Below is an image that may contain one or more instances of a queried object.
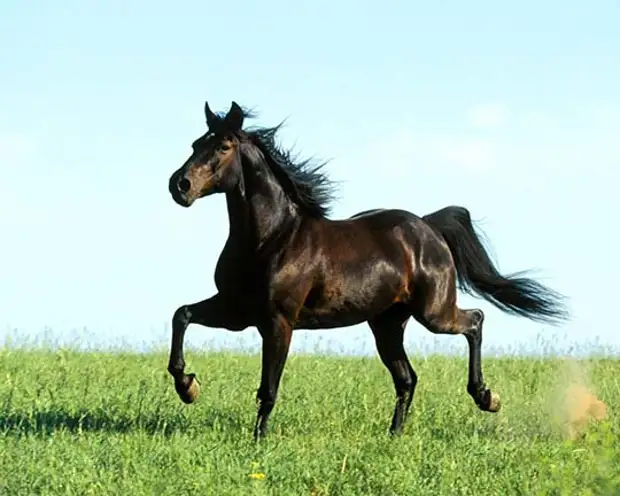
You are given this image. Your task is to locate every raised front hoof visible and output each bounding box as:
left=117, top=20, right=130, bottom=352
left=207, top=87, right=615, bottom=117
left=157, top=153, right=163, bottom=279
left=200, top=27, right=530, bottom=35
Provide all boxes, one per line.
left=478, top=389, right=501, bottom=413
left=174, top=373, right=201, bottom=404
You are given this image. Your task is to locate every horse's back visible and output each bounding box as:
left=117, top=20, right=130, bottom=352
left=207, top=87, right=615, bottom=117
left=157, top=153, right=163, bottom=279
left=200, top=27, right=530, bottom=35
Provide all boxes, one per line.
left=345, top=208, right=439, bottom=245
left=339, top=207, right=456, bottom=292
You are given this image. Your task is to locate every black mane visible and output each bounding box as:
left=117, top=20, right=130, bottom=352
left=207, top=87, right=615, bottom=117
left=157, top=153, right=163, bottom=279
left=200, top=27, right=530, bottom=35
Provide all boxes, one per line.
left=247, top=124, right=337, bottom=218
left=212, top=107, right=338, bottom=218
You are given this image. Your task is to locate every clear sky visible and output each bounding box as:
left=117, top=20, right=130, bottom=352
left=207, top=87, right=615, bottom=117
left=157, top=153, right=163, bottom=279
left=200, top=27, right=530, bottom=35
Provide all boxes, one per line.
left=1, top=0, right=619, bottom=357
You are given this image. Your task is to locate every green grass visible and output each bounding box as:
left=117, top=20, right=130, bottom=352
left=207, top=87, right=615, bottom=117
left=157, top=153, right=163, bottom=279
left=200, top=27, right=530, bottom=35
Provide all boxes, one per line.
left=0, top=348, right=619, bottom=495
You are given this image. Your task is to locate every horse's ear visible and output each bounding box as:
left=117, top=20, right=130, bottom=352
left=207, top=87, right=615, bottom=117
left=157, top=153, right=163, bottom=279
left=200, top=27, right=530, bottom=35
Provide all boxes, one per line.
left=204, top=101, right=218, bottom=129
left=224, top=101, right=245, bottom=131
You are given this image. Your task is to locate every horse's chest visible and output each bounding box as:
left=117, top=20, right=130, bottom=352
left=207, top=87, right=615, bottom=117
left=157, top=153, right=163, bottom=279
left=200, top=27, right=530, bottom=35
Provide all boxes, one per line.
left=213, top=247, right=260, bottom=293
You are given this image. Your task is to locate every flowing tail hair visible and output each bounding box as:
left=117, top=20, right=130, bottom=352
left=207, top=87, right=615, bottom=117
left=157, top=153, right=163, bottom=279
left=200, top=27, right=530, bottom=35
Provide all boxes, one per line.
left=423, top=206, right=569, bottom=325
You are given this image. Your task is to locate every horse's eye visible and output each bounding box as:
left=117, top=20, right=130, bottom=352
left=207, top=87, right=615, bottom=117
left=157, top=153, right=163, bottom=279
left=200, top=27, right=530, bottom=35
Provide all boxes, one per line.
left=219, top=143, right=231, bottom=152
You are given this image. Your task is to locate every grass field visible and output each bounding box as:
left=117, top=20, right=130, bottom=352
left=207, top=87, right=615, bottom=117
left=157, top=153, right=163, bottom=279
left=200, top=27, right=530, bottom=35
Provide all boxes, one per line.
left=0, top=347, right=618, bottom=495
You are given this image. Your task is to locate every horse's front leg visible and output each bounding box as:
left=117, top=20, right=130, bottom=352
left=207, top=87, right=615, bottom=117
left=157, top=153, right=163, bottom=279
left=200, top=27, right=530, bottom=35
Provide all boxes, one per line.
left=254, top=315, right=294, bottom=440
left=167, top=293, right=240, bottom=404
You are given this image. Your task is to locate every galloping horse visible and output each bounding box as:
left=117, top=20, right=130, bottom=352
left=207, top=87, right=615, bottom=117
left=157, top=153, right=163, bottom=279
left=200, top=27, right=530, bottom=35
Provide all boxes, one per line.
left=167, top=101, right=568, bottom=439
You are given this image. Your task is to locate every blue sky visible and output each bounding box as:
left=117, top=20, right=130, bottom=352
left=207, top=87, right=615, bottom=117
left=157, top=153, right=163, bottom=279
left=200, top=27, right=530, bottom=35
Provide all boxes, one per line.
left=1, top=0, right=619, bottom=356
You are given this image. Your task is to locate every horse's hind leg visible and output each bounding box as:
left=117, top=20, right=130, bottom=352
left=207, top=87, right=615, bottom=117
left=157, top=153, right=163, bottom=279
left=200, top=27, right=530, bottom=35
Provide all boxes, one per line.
left=458, top=309, right=501, bottom=412
left=368, top=305, right=417, bottom=435
left=411, top=270, right=501, bottom=413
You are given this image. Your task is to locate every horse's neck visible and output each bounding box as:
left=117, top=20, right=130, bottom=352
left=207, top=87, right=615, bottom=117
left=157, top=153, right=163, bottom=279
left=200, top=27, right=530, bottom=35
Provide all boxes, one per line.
left=226, top=161, right=299, bottom=252
left=224, top=184, right=251, bottom=242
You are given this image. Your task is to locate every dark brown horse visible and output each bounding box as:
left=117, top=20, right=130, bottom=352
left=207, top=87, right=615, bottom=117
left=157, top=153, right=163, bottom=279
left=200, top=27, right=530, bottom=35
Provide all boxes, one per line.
left=167, top=101, right=569, bottom=439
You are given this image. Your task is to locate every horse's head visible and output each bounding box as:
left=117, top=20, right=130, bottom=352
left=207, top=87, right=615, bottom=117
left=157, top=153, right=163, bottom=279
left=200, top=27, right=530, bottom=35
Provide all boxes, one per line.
left=169, top=101, right=247, bottom=207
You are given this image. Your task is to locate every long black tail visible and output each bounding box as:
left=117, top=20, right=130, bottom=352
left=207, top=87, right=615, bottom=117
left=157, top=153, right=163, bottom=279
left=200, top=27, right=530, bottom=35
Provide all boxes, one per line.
left=423, top=206, right=569, bottom=325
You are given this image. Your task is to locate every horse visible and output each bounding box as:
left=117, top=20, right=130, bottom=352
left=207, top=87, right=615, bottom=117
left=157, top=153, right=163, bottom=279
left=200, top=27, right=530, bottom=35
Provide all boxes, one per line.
left=166, top=100, right=569, bottom=440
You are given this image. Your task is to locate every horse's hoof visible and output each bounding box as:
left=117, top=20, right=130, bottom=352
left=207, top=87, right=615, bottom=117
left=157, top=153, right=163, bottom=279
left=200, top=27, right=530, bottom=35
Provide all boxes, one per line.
left=175, top=373, right=200, bottom=404
left=481, top=390, right=501, bottom=413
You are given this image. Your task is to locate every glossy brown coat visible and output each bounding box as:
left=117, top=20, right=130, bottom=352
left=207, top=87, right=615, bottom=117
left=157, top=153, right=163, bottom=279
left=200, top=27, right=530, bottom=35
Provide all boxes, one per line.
left=167, top=101, right=569, bottom=439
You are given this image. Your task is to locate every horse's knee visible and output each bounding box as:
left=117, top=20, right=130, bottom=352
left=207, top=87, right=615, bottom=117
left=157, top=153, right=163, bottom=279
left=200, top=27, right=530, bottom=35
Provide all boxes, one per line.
left=256, top=385, right=277, bottom=417
left=257, top=384, right=277, bottom=404
left=395, top=374, right=415, bottom=398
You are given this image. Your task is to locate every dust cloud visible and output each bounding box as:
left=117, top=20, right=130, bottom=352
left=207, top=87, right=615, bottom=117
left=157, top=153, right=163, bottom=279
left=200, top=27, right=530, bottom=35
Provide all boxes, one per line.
left=550, top=359, right=607, bottom=440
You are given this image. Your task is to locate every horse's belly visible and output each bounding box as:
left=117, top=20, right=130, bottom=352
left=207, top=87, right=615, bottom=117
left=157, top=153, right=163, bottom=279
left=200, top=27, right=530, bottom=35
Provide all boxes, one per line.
left=294, top=276, right=401, bottom=330
left=294, top=307, right=371, bottom=329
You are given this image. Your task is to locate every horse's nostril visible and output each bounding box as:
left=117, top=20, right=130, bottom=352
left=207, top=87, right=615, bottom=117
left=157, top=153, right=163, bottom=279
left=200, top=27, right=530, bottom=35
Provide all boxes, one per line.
left=178, top=177, right=191, bottom=194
